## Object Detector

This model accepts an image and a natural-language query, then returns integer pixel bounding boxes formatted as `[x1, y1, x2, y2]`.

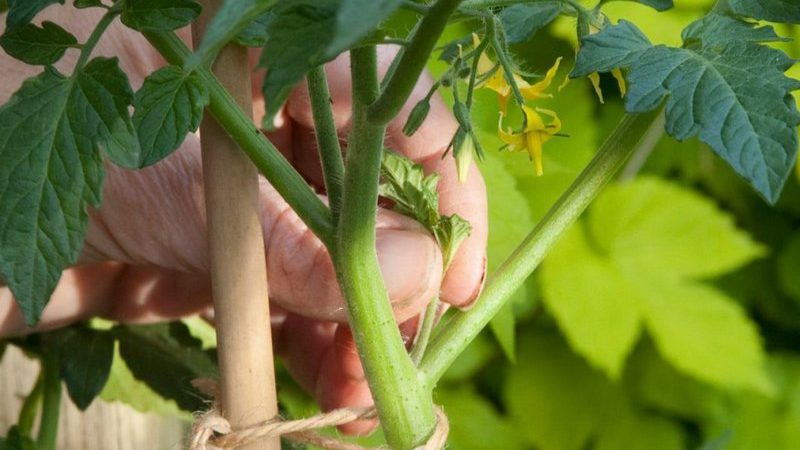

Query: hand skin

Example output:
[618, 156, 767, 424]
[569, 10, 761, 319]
[0, 6, 488, 434]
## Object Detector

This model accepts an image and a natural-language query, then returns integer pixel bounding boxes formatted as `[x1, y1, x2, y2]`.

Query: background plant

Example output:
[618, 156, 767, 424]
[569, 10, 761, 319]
[0, 0, 799, 449]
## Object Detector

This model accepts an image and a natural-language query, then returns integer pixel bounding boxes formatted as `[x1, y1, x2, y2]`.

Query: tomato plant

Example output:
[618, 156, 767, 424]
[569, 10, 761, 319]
[0, 0, 799, 449]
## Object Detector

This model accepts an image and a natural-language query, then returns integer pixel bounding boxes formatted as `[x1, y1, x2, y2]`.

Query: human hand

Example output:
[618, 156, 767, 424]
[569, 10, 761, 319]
[0, 6, 487, 434]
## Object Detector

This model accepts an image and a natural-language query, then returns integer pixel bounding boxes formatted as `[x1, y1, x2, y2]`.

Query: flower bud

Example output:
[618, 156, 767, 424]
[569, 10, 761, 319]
[403, 99, 431, 136]
[453, 128, 475, 183]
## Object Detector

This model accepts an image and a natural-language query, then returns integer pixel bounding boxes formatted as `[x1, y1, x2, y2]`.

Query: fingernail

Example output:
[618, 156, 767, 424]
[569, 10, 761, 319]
[461, 256, 487, 310]
[376, 229, 441, 315]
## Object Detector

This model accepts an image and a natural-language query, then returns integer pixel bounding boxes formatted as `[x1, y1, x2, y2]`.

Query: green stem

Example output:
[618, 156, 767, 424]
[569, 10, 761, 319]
[335, 46, 435, 450]
[368, 0, 464, 124]
[143, 31, 334, 245]
[37, 352, 62, 450]
[75, 3, 121, 69]
[418, 109, 665, 386]
[17, 371, 44, 437]
[307, 66, 345, 222]
[410, 296, 439, 365]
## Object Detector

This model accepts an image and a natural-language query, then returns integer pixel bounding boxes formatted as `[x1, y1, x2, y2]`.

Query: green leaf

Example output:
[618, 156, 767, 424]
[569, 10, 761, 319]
[190, 0, 277, 67]
[641, 278, 772, 393]
[574, 18, 800, 203]
[73, 0, 104, 9]
[0, 21, 78, 65]
[777, 231, 800, 305]
[498, 2, 564, 44]
[0, 57, 138, 325]
[0, 427, 39, 450]
[114, 322, 217, 411]
[53, 327, 114, 410]
[728, 0, 800, 24]
[100, 344, 188, 418]
[5, 0, 63, 29]
[325, 0, 403, 58]
[379, 150, 440, 228]
[233, 10, 274, 47]
[542, 178, 769, 389]
[681, 13, 789, 47]
[633, 0, 673, 11]
[257, 0, 337, 129]
[433, 214, 471, 270]
[121, 0, 201, 32]
[132, 66, 208, 167]
[435, 386, 525, 450]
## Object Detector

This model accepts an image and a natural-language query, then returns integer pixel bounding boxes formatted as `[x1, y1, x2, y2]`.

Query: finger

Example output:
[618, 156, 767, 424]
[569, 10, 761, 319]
[0, 264, 211, 337]
[285, 49, 488, 308]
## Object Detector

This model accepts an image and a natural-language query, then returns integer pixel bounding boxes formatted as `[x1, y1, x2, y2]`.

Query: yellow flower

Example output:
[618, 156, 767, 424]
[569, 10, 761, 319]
[498, 106, 562, 176]
[586, 26, 627, 103]
[473, 34, 563, 112]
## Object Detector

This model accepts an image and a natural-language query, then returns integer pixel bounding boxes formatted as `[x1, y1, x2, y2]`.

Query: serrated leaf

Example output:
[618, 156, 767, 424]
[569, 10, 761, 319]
[379, 150, 441, 228]
[121, 0, 201, 32]
[114, 322, 217, 411]
[257, 0, 337, 129]
[542, 178, 768, 389]
[574, 18, 800, 203]
[728, 0, 800, 24]
[641, 278, 772, 393]
[0, 21, 78, 65]
[100, 344, 188, 418]
[325, 0, 403, 58]
[681, 13, 788, 47]
[53, 327, 114, 410]
[633, 0, 673, 11]
[433, 214, 471, 270]
[5, 0, 63, 29]
[0, 57, 137, 325]
[133, 66, 208, 167]
[190, 0, 277, 67]
[498, 2, 564, 44]
[234, 10, 274, 47]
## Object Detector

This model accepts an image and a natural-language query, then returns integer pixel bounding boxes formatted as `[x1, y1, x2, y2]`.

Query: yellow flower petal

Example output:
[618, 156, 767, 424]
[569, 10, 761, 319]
[588, 72, 604, 104]
[520, 57, 562, 100]
[535, 108, 562, 136]
[497, 114, 525, 148]
[612, 68, 627, 97]
[525, 131, 544, 176]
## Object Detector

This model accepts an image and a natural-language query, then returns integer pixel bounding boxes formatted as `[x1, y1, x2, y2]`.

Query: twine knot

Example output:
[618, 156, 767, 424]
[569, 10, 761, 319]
[188, 380, 449, 450]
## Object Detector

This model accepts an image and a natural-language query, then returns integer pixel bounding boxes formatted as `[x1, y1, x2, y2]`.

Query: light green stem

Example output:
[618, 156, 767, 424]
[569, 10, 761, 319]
[334, 46, 435, 450]
[17, 370, 44, 437]
[142, 31, 334, 245]
[307, 65, 345, 222]
[37, 352, 62, 450]
[75, 2, 121, 69]
[410, 296, 440, 365]
[418, 109, 665, 386]
[368, 0, 464, 124]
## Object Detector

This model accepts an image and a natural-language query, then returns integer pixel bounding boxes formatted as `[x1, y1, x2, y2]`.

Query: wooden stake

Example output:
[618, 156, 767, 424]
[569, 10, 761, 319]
[192, 2, 279, 449]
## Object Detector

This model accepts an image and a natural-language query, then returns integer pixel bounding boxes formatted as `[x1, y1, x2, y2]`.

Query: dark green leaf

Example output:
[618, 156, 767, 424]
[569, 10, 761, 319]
[114, 322, 217, 412]
[121, 0, 201, 32]
[728, 0, 800, 24]
[133, 66, 208, 167]
[5, 0, 63, 29]
[233, 10, 275, 47]
[190, 0, 277, 67]
[258, 0, 337, 129]
[53, 327, 114, 410]
[0, 57, 137, 325]
[0, 427, 39, 450]
[73, 0, 104, 9]
[324, 0, 403, 58]
[499, 2, 563, 44]
[574, 18, 800, 203]
[634, 0, 673, 11]
[681, 13, 789, 47]
[0, 21, 79, 65]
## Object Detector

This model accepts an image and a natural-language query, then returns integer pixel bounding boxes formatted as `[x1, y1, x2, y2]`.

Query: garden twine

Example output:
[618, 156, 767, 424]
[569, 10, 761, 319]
[188, 379, 449, 450]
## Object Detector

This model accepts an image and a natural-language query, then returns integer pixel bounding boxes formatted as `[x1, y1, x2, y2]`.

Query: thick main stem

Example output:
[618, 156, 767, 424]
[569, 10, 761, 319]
[192, 2, 279, 449]
[334, 46, 436, 450]
[419, 110, 665, 386]
[36, 352, 61, 450]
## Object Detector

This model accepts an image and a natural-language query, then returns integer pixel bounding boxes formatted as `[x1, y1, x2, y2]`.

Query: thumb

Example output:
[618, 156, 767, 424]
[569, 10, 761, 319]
[260, 182, 443, 322]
